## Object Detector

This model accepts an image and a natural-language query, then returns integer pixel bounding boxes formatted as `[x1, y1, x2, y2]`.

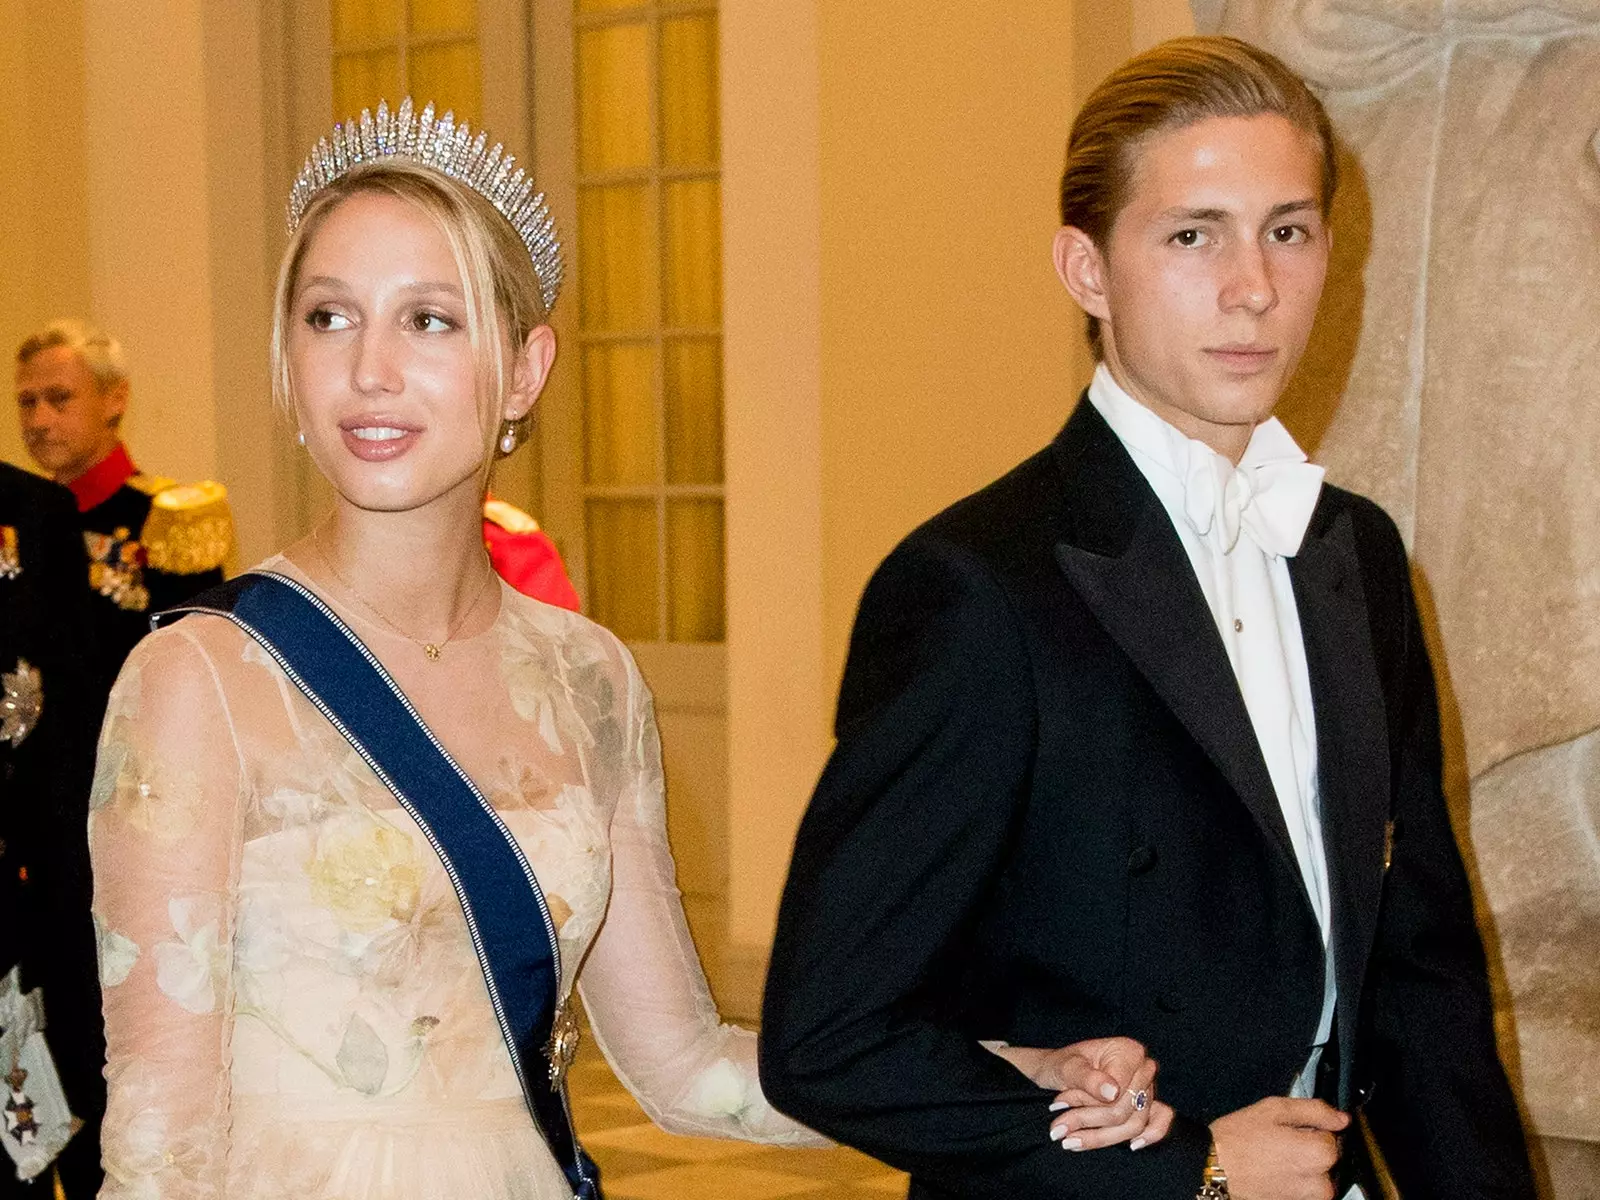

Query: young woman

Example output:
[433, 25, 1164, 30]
[89, 102, 1165, 1200]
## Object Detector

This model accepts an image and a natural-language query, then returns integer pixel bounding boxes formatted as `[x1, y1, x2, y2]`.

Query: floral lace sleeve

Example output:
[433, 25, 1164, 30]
[577, 650, 824, 1145]
[90, 625, 245, 1199]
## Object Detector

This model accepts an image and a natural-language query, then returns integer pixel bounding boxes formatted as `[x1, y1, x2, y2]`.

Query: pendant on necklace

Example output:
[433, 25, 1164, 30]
[424, 644, 442, 662]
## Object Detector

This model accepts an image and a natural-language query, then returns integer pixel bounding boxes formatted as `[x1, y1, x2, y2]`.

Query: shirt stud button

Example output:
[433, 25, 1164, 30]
[1233, 619, 1244, 632]
[1126, 845, 1158, 875]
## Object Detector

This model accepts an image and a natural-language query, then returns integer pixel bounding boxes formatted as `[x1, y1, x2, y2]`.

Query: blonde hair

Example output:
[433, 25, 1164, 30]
[16, 318, 129, 391]
[269, 159, 548, 460]
[1060, 36, 1338, 356]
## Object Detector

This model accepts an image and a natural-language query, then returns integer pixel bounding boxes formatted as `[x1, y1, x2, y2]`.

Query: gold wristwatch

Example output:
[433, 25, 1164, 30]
[1196, 1141, 1229, 1199]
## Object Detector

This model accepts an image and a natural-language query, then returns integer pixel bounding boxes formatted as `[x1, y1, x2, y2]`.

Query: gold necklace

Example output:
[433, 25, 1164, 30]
[313, 528, 496, 661]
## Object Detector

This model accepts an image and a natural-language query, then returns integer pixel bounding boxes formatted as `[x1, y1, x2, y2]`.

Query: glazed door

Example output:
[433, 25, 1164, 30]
[529, 0, 735, 1006]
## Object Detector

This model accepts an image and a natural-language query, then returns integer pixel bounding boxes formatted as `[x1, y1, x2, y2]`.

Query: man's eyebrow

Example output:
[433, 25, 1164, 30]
[1265, 199, 1319, 220]
[1157, 199, 1320, 223]
[1160, 207, 1230, 222]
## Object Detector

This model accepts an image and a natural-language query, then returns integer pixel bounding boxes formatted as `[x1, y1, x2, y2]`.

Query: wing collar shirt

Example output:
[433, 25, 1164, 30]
[1086, 364, 1336, 1090]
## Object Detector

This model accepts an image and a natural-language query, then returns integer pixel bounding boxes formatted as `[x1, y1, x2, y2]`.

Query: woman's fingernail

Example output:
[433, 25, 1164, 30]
[1130, 1137, 1147, 1151]
[1048, 1101, 1069, 1112]
[1062, 1137, 1083, 1151]
[1049, 1124, 1066, 1141]
[1099, 1083, 1119, 1101]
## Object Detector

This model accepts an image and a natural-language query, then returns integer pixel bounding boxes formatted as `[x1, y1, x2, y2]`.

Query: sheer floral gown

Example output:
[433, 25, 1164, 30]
[88, 556, 819, 1199]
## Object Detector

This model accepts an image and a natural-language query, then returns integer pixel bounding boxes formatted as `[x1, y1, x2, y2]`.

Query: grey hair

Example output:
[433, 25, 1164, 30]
[16, 318, 130, 391]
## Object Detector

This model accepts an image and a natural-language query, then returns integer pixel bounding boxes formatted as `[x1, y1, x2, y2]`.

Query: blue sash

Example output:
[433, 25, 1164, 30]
[154, 571, 600, 1199]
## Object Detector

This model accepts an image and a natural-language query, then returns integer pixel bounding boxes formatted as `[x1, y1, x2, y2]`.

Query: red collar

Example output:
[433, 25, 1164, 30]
[67, 443, 137, 513]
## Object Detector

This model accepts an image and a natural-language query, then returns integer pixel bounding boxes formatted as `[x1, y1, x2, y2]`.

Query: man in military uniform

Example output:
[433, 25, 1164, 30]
[15, 320, 233, 671]
[0, 462, 107, 1197]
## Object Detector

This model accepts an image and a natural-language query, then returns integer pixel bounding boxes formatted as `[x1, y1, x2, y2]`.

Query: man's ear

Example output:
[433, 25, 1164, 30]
[504, 324, 558, 423]
[1053, 226, 1111, 323]
[102, 378, 130, 427]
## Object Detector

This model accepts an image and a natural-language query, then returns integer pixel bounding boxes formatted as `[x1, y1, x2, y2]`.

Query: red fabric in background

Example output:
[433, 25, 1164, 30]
[483, 519, 581, 611]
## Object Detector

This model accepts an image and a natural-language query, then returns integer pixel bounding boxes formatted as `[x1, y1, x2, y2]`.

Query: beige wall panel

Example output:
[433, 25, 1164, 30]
[202, 0, 287, 570]
[1132, 0, 1195, 51]
[814, 2, 1087, 699]
[1, 0, 93, 474]
[82, 0, 219, 487]
[721, 0, 829, 952]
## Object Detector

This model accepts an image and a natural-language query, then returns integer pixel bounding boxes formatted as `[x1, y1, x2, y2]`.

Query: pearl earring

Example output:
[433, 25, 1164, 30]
[499, 427, 517, 455]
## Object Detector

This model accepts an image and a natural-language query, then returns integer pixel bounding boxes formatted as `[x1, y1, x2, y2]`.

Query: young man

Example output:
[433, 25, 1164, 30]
[759, 38, 1536, 1200]
[15, 320, 233, 672]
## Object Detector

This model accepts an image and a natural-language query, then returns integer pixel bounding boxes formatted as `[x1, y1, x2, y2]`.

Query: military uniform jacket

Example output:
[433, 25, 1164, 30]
[70, 443, 232, 672]
[0, 463, 108, 1197]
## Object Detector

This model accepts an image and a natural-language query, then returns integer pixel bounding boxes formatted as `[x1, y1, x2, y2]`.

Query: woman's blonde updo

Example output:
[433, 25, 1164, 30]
[270, 159, 550, 462]
[1060, 36, 1339, 356]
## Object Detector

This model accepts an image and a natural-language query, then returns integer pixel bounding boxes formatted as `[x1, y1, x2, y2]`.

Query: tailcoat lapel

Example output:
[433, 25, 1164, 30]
[1049, 399, 1301, 876]
[1288, 499, 1391, 1094]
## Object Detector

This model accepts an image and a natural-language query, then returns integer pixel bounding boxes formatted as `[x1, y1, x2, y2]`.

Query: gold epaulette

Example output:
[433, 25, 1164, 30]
[484, 498, 542, 535]
[141, 480, 234, 574]
[126, 473, 177, 497]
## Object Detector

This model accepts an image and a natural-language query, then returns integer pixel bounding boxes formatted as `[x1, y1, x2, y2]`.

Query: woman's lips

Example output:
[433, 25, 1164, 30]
[339, 423, 422, 462]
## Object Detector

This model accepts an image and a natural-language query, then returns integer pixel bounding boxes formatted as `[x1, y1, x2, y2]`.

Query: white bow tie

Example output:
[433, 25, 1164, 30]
[1180, 419, 1325, 557]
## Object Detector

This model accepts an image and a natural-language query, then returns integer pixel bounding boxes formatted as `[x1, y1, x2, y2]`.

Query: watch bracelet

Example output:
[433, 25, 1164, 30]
[1196, 1140, 1230, 1200]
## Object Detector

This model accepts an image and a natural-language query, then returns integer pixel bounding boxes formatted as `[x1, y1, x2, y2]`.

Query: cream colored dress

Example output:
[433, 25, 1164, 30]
[89, 557, 816, 1200]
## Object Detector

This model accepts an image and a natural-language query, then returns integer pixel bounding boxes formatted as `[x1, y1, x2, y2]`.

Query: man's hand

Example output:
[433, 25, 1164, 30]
[983, 1036, 1173, 1151]
[1210, 1097, 1349, 1200]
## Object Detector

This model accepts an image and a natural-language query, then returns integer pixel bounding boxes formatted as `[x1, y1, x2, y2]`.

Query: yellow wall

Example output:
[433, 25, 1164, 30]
[0, 0, 93, 472]
[722, 0, 830, 964]
[814, 4, 1087, 688]
[82, 0, 220, 487]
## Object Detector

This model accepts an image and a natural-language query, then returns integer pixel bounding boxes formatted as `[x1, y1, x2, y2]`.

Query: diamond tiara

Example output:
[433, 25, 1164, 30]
[287, 98, 563, 314]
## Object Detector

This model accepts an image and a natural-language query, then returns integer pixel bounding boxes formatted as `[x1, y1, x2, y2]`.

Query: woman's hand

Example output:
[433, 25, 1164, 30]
[982, 1036, 1174, 1152]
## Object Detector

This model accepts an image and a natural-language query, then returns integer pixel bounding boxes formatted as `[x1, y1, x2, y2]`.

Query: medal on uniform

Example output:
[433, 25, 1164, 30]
[0, 527, 19, 580]
[84, 527, 151, 612]
[1, 660, 42, 748]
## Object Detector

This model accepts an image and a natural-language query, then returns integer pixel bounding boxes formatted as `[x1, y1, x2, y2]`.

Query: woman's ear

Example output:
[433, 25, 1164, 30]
[1053, 226, 1111, 323]
[505, 324, 558, 423]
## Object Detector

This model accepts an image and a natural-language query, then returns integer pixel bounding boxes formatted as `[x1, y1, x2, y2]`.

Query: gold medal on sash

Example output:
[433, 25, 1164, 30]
[544, 995, 581, 1091]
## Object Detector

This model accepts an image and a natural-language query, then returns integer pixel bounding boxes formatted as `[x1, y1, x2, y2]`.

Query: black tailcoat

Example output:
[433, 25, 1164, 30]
[0, 465, 107, 1198]
[760, 400, 1535, 1199]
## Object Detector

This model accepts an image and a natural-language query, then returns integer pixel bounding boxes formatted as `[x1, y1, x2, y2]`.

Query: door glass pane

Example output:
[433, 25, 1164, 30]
[409, 40, 482, 122]
[579, 184, 659, 331]
[660, 14, 718, 168]
[664, 337, 722, 485]
[668, 499, 725, 642]
[663, 179, 721, 327]
[410, 0, 476, 37]
[334, 49, 401, 119]
[333, 0, 400, 45]
[577, 22, 652, 173]
[584, 342, 659, 486]
[587, 500, 660, 640]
